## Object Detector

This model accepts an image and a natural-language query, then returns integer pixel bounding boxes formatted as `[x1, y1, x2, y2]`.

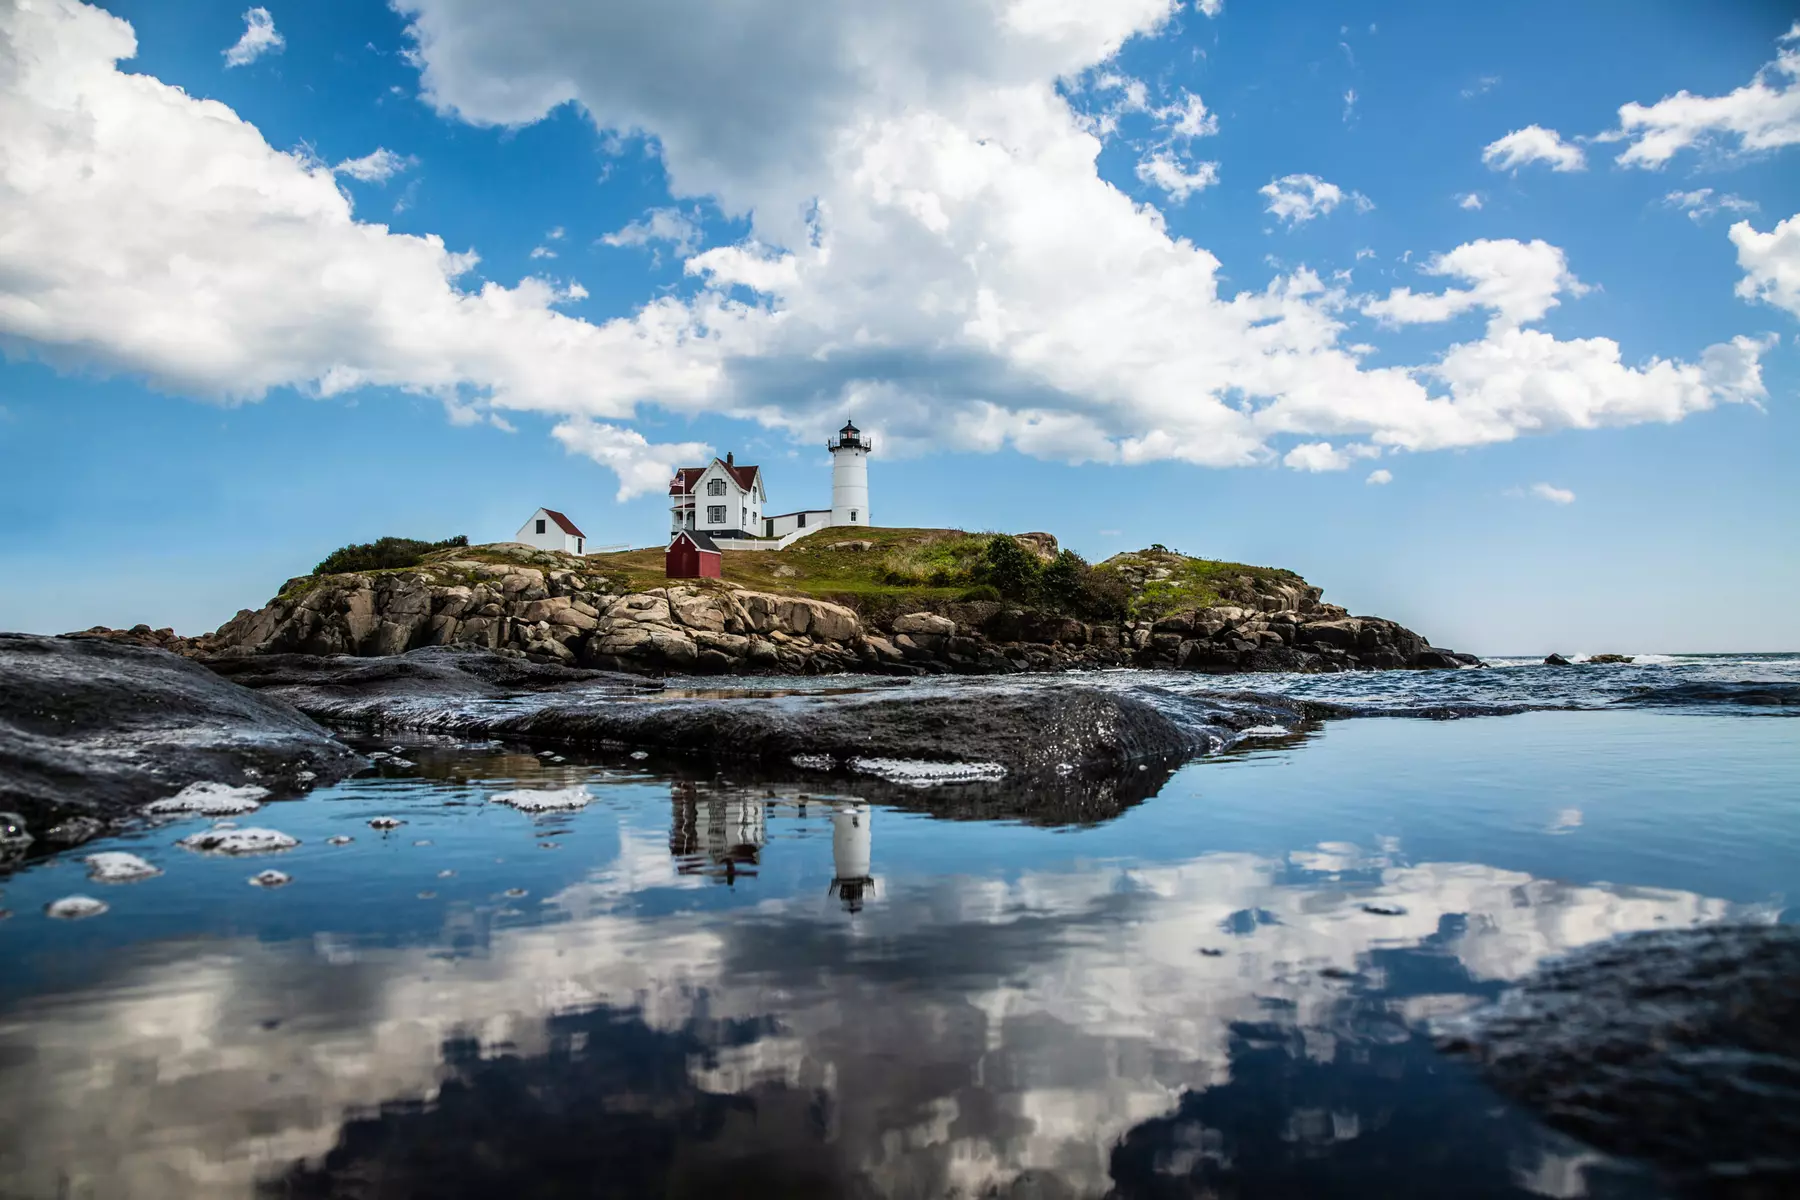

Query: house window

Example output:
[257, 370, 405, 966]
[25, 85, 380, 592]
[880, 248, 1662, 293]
[706, 479, 727, 496]
[851, 510, 858, 522]
[707, 505, 727, 524]
[797, 513, 807, 528]
[686, 512, 695, 528]
[535, 519, 546, 534]
[577, 538, 583, 554]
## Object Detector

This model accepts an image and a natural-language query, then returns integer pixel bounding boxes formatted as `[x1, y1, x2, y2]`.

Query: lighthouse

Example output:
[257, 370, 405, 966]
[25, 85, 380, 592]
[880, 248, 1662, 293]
[828, 419, 872, 528]
[829, 803, 874, 912]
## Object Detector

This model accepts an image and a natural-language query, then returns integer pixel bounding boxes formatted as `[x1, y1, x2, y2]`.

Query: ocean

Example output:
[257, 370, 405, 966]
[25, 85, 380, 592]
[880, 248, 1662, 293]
[1, 654, 1795, 1198]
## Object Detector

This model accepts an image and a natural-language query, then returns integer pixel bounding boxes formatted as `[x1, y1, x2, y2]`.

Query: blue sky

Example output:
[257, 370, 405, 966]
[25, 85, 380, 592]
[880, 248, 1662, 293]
[1, 0, 1797, 653]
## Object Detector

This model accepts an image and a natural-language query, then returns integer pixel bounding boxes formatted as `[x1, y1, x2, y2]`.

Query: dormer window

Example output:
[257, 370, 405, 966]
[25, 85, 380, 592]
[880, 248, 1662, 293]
[706, 478, 727, 496]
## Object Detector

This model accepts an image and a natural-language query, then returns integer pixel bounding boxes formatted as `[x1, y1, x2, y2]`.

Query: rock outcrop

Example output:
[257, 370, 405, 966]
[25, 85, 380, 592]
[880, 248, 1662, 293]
[1436, 924, 1800, 1192]
[80, 543, 1475, 678]
[0, 634, 364, 852]
[217, 648, 1218, 773]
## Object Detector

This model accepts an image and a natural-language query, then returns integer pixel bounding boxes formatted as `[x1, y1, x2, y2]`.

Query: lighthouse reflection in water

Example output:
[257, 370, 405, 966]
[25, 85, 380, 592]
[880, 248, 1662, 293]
[829, 802, 875, 912]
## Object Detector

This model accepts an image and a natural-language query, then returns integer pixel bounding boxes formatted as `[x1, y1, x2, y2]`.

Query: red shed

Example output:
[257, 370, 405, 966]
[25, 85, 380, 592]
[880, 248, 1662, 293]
[666, 530, 723, 579]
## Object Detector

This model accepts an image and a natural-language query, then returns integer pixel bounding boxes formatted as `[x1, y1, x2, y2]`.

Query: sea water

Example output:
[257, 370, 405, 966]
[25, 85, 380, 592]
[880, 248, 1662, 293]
[0, 656, 1795, 1198]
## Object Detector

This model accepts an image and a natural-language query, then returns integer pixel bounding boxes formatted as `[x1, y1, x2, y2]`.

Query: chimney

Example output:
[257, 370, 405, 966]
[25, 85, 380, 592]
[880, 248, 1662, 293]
[726, 451, 734, 465]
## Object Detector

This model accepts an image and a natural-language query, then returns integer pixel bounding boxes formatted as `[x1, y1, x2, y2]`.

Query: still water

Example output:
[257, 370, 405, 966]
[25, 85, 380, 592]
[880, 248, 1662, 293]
[2, 689, 1796, 1197]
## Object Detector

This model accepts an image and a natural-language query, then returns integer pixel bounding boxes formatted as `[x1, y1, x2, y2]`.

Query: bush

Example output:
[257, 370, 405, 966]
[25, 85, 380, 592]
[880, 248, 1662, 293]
[957, 584, 1002, 603]
[313, 535, 469, 576]
[980, 535, 1042, 601]
[1037, 549, 1087, 611]
[1036, 550, 1132, 621]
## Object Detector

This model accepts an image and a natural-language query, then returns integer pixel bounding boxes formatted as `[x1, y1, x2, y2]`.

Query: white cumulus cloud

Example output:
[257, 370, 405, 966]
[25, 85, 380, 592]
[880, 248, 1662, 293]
[1602, 31, 1800, 168]
[601, 207, 703, 255]
[1481, 125, 1586, 172]
[0, 0, 727, 497]
[332, 147, 413, 183]
[1259, 173, 1371, 225]
[1730, 211, 1800, 318]
[223, 6, 283, 68]
[0, 0, 1775, 494]
[1457, 192, 1483, 210]
[1365, 468, 1392, 485]
[1663, 188, 1758, 221]
[1135, 150, 1219, 202]
[1363, 239, 1587, 332]
[1528, 482, 1575, 505]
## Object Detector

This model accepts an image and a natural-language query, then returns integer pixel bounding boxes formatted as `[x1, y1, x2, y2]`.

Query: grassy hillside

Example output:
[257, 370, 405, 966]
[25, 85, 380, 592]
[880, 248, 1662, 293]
[579, 530, 1303, 620]
[585, 527, 994, 608]
[292, 528, 1306, 622]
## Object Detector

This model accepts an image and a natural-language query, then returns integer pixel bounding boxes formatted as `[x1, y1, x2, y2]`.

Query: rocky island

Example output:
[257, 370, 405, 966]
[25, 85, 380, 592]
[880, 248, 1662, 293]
[3, 529, 1470, 849]
[85, 529, 1478, 677]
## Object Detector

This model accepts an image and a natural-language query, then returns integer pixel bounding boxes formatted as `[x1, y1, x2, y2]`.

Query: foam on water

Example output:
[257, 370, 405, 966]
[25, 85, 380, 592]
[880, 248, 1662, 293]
[84, 853, 161, 883]
[492, 786, 592, 812]
[146, 782, 271, 817]
[177, 828, 299, 855]
[44, 895, 108, 919]
[848, 758, 1008, 787]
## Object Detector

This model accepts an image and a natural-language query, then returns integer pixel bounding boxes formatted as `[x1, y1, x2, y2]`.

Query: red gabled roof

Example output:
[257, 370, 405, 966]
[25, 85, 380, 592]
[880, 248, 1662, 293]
[541, 508, 584, 537]
[669, 459, 762, 494]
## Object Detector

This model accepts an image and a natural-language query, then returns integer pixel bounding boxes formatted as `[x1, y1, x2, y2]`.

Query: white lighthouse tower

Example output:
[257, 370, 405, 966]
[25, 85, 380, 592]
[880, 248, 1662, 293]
[829, 803, 874, 912]
[828, 419, 872, 528]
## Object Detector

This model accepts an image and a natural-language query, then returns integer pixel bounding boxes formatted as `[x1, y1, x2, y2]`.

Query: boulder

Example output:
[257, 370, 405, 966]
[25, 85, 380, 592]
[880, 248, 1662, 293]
[1437, 925, 1800, 1189]
[0, 635, 364, 844]
[1543, 653, 1572, 666]
[1301, 618, 1365, 650]
[892, 612, 956, 638]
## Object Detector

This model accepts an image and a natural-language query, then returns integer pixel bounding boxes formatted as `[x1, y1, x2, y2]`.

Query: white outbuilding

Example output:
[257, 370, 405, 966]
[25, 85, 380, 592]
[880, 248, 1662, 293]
[516, 507, 587, 555]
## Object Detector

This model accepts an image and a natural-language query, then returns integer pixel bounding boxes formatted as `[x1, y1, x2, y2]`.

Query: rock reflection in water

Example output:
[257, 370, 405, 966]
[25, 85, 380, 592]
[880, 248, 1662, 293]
[0, 788, 1745, 1200]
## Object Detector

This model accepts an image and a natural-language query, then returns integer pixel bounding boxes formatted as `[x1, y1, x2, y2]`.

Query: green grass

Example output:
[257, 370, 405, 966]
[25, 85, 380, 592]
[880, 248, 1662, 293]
[577, 527, 994, 612]
[1100, 548, 1304, 620]
[281, 530, 1303, 622]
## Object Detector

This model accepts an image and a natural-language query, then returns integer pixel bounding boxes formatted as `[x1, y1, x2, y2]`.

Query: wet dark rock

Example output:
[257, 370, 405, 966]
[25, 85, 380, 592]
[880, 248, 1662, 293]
[1614, 681, 1800, 708]
[1586, 653, 1635, 664]
[0, 634, 365, 845]
[201, 644, 652, 705]
[1543, 653, 1572, 666]
[1436, 924, 1800, 1192]
[0, 811, 29, 857]
[211, 648, 1323, 785]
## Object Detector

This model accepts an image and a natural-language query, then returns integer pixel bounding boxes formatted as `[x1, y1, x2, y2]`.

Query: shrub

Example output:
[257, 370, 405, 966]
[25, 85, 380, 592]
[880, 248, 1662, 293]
[1035, 550, 1132, 621]
[1075, 565, 1132, 621]
[1037, 549, 1087, 611]
[957, 584, 1002, 602]
[313, 535, 469, 576]
[980, 534, 1042, 601]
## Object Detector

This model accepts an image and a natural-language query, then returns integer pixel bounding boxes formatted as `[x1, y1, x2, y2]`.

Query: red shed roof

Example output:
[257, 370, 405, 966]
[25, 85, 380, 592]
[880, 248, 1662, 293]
[541, 508, 584, 537]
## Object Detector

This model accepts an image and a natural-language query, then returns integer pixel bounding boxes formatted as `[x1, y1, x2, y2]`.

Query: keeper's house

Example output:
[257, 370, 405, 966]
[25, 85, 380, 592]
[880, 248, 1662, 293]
[669, 453, 766, 543]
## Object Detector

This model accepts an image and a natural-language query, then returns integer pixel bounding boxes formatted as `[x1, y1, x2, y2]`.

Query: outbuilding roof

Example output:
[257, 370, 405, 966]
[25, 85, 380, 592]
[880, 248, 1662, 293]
[541, 508, 584, 537]
[672, 530, 722, 553]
